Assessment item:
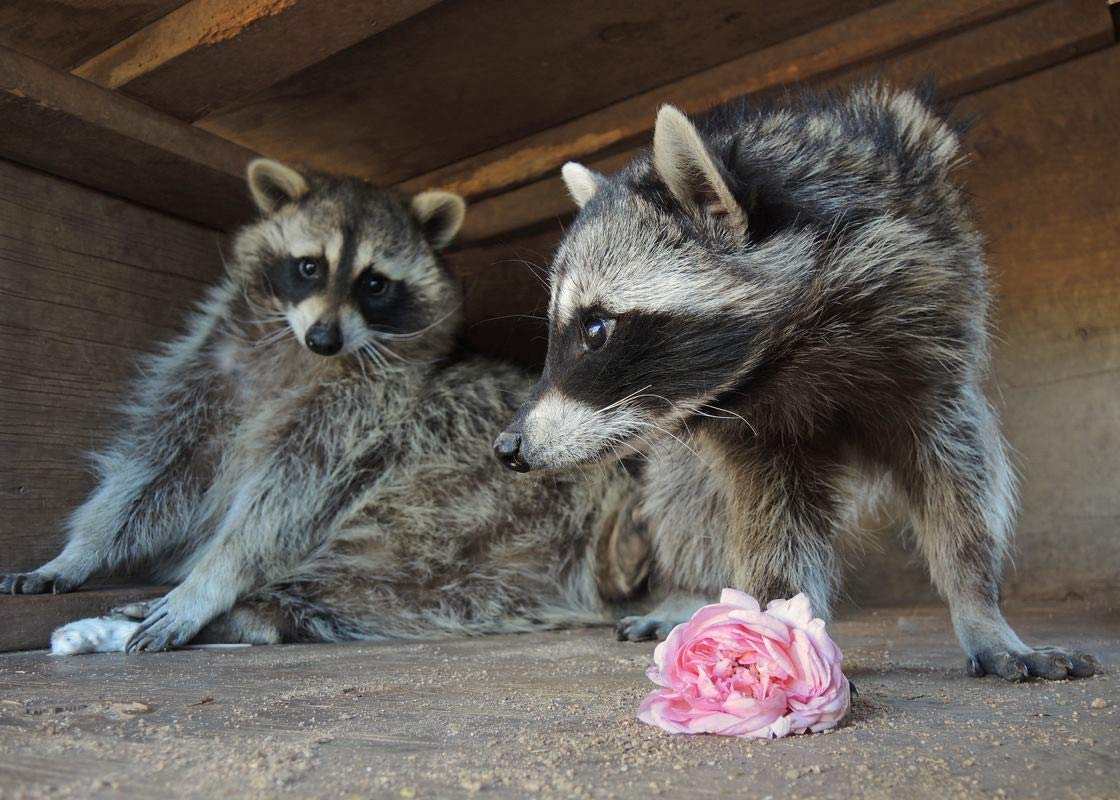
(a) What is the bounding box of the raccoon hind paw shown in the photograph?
[2,571,80,595]
[967,645,1098,681]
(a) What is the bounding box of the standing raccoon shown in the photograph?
[2,159,646,654]
[495,84,1096,681]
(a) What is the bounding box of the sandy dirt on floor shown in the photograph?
[0,603,1116,799]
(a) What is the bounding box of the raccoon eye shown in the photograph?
[583,317,612,351]
[362,273,389,296]
[297,257,320,279]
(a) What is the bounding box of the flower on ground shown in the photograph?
[638,589,850,739]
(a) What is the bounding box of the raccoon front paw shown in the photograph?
[110,600,157,620]
[125,594,206,653]
[1,570,80,595]
[967,645,1099,681]
[615,615,676,642]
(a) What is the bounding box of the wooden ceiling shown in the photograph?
[2,0,884,187]
[0,0,1114,246]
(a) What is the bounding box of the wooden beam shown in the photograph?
[0,586,167,652]
[0,0,188,71]
[0,44,256,230]
[400,0,1082,201]
[72,0,442,122]
[453,0,1116,245]
[197,0,885,189]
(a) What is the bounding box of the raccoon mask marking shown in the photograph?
[495,106,812,472]
[236,159,467,365]
[495,89,968,472]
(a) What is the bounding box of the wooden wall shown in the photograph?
[0,159,224,568]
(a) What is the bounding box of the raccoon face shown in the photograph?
[496,106,806,472]
[233,159,466,365]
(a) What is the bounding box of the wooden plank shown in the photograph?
[0,1,188,70]
[452,0,1116,244]
[0,611,1115,795]
[447,229,561,369]
[0,44,256,231]
[956,49,1120,607]
[0,159,223,574]
[73,0,442,122]
[197,0,884,186]
[0,586,167,653]
[400,0,1040,200]
[843,47,1120,607]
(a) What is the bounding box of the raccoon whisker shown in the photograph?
[601,435,653,465]
[372,305,463,341]
[597,385,654,415]
[694,404,758,436]
[635,419,712,471]
[367,339,413,368]
[501,257,551,291]
[469,313,548,328]
[359,342,389,371]
[353,348,371,383]
[254,326,294,349]
[379,342,411,363]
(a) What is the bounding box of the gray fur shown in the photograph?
[500,84,1097,681]
[3,161,640,652]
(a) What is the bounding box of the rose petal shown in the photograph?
[636,588,850,740]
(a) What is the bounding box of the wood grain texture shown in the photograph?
[453,0,1116,244]
[0,0,187,70]
[197,0,883,186]
[73,0,441,121]
[0,586,166,653]
[955,46,1120,606]
[0,44,256,231]
[0,159,223,574]
[401,0,1039,200]
[0,609,1113,799]
[447,229,561,370]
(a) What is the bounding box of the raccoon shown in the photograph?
[494,84,1097,681]
[3,159,647,653]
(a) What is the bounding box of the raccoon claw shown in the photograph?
[1,571,78,595]
[111,600,156,620]
[615,615,675,642]
[125,595,204,653]
[967,646,1098,681]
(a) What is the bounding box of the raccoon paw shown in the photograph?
[615,615,676,642]
[967,646,1099,681]
[51,616,140,656]
[1,570,80,595]
[125,594,206,653]
[110,600,157,620]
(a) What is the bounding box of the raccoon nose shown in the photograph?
[493,431,530,472]
[305,323,342,356]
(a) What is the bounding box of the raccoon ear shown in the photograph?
[561,162,604,209]
[247,158,309,214]
[411,190,466,251]
[652,104,746,237]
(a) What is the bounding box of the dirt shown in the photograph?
[0,603,1116,799]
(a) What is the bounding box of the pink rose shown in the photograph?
[637,589,850,739]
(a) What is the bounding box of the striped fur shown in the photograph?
[3,161,642,652]
[499,84,1096,681]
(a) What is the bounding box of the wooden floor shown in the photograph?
[0,603,1116,799]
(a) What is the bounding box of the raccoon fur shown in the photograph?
[495,84,1097,681]
[3,159,647,654]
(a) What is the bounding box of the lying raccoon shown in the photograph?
[495,84,1097,681]
[2,159,647,654]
